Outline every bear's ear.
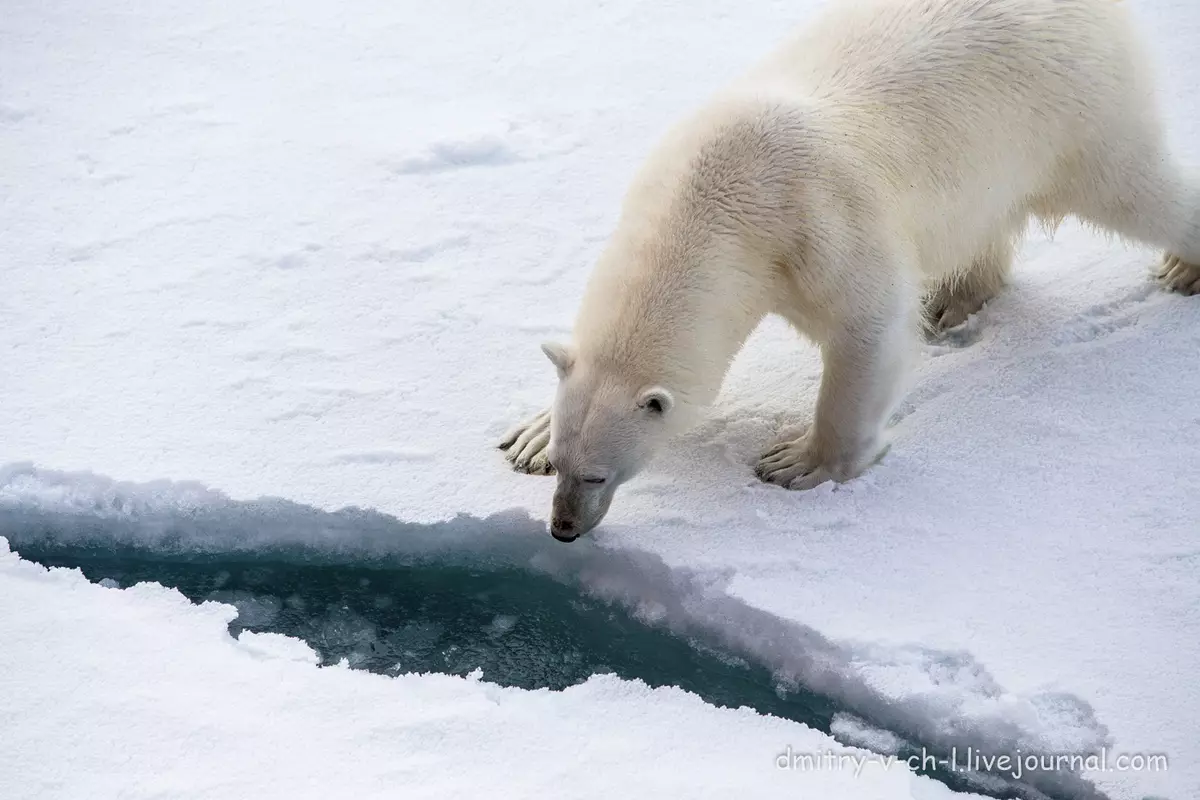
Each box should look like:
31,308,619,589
540,341,575,378
636,386,674,415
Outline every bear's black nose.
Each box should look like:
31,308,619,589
551,517,577,542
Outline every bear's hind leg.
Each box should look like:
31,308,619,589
498,408,556,475
1062,122,1200,294
1072,156,1200,295
922,239,1013,333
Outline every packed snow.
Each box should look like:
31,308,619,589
1,540,983,800
2,0,1197,798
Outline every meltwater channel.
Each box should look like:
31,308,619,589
0,478,1111,800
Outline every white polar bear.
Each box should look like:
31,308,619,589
500,0,1200,541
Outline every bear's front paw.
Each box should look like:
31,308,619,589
1157,253,1200,295
754,431,835,491
754,430,887,491
498,408,556,476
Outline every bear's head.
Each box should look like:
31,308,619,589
539,339,693,541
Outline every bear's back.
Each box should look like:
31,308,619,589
726,0,1148,277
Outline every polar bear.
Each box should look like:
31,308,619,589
499,0,1200,541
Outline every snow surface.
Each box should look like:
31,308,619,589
0,540,979,800
2,0,1198,798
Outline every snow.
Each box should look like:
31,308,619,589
831,714,907,756
0,462,1122,798
2,0,1198,798
1,541,978,800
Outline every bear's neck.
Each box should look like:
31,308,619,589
573,214,774,409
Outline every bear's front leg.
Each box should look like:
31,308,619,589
757,282,916,490
498,407,556,475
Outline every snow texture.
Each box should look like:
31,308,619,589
1,539,982,800
2,0,1198,798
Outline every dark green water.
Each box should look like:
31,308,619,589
12,543,837,722
3,494,1102,800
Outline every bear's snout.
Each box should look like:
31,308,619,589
550,478,616,542
550,515,578,542
551,490,582,542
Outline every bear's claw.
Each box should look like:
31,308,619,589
1157,253,1200,295
498,408,556,476
755,433,835,491
755,429,890,491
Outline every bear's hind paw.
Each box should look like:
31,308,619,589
1157,254,1200,295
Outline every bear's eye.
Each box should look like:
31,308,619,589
583,477,607,485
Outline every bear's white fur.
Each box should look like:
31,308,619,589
500,0,1200,541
